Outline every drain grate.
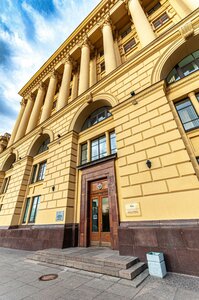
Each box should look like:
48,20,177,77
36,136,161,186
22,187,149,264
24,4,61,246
39,274,58,281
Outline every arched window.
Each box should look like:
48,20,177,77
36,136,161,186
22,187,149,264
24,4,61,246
81,107,112,131
37,137,50,155
166,50,199,84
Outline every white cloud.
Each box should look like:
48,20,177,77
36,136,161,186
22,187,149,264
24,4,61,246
0,0,100,135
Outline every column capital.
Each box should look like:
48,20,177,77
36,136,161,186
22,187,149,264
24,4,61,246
80,36,94,51
62,54,76,67
99,14,115,31
27,93,35,102
50,69,59,80
38,81,46,91
20,98,27,106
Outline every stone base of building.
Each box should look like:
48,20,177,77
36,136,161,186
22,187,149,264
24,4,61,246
0,224,78,251
118,220,199,276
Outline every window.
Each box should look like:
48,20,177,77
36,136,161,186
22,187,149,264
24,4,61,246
52,100,57,109
196,157,199,164
121,26,132,39
175,99,199,131
22,196,40,224
1,177,11,194
91,136,107,161
22,198,30,223
37,161,47,181
81,107,112,131
110,132,117,154
153,12,169,29
30,161,47,184
147,2,161,16
123,38,136,53
29,196,40,223
167,50,199,84
37,138,50,155
196,93,199,101
100,61,105,73
0,204,3,212
81,143,87,165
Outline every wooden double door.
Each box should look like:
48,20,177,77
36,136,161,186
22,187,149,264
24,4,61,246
90,179,111,247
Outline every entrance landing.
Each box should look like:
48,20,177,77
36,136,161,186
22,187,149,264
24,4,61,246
28,247,149,287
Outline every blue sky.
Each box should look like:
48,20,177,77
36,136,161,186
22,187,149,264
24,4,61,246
0,0,100,135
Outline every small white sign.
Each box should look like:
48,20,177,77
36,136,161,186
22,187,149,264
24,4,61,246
56,211,64,221
125,202,141,216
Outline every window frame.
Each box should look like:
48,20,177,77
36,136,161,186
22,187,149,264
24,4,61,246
22,196,40,224
1,176,11,194
175,98,199,132
30,161,47,184
153,12,169,29
91,135,107,162
123,38,136,54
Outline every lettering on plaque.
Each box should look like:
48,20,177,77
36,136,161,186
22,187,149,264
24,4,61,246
125,202,141,216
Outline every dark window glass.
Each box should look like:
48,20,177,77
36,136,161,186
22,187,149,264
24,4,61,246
2,177,10,194
37,138,50,155
110,132,117,154
196,157,199,164
92,199,98,232
175,99,199,131
81,107,112,131
102,197,110,232
147,2,161,16
31,165,37,184
37,161,47,181
91,136,106,161
196,93,199,102
123,38,136,53
81,143,87,165
100,61,105,72
121,26,132,39
0,204,2,212
153,12,169,29
23,198,30,224
29,196,40,223
167,50,199,84
52,101,57,109
99,50,104,57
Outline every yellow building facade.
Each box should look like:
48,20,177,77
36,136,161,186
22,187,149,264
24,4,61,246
0,0,199,275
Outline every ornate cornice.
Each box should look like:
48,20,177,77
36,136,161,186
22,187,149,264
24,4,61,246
19,0,118,98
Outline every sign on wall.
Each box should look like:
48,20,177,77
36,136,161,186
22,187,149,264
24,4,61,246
56,211,64,221
125,202,141,216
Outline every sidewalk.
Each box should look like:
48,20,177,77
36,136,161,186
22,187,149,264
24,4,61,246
0,247,199,300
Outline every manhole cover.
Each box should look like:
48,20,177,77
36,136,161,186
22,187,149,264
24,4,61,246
39,274,58,281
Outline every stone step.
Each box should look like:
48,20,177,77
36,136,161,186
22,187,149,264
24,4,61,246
119,262,147,280
29,251,139,270
28,248,148,282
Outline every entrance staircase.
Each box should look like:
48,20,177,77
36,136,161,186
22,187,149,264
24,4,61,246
28,247,149,287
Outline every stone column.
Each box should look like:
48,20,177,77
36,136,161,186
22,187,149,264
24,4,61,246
56,55,73,111
105,131,111,156
101,16,117,74
126,0,156,47
87,140,91,162
26,83,46,133
189,92,199,115
168,0,191,18
90,54,97,87
71,71,79,101
8,99,26,146
182,0,198,11
14,95,34,142
40,70,58,123
78,38,91,95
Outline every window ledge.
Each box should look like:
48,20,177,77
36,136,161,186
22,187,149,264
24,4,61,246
77,153,117,170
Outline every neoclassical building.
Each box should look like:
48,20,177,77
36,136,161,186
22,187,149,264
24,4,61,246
0,0,199,275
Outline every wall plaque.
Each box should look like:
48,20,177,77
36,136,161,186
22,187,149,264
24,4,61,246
56,211,64,221
125,202,141,216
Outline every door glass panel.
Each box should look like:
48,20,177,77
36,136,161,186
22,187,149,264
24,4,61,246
102,197,110,232
92,199,98,232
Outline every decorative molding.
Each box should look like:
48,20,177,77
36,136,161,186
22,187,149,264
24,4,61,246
19,0,119,98
179,21,194,40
